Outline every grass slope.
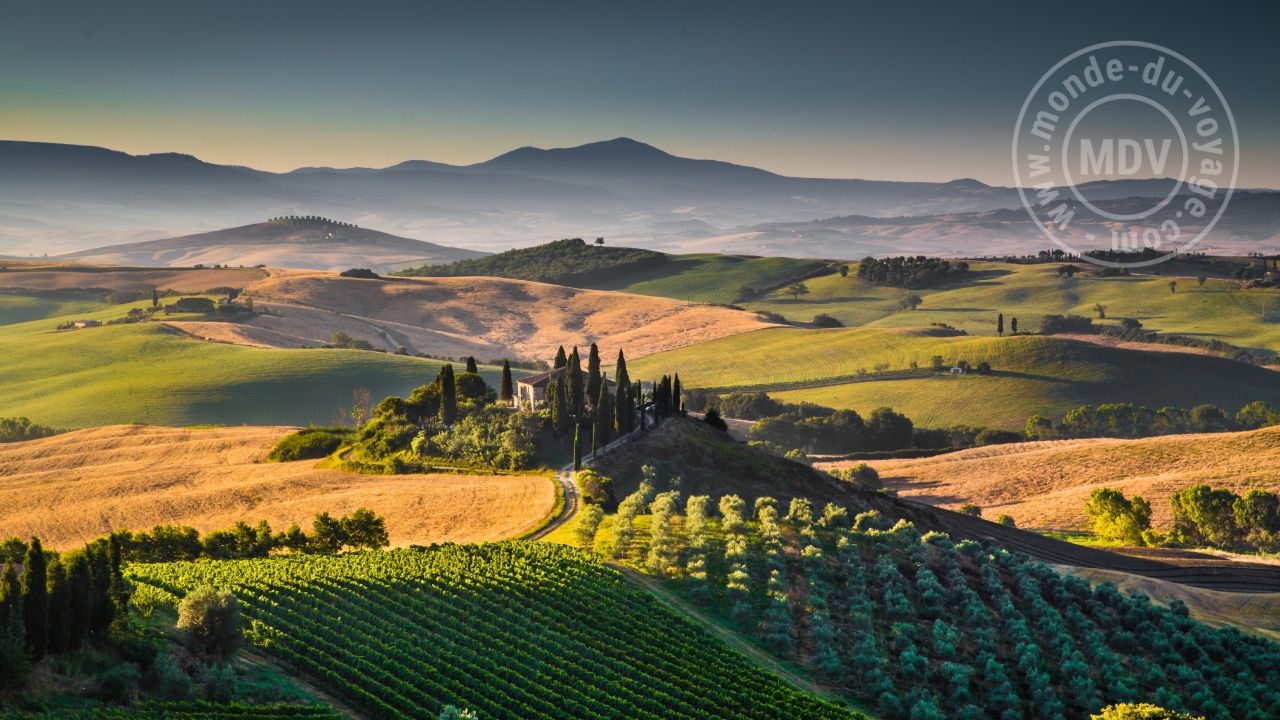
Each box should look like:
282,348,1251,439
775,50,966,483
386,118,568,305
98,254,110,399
744,262,1280,352
127,544,862,720
586,253,830,304
631,328,1280,429
823,424,1280,531
0,425,554,548
0,317,496,428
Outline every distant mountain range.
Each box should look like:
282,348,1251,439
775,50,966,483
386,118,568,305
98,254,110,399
1,137,1277,260
59,218,486,272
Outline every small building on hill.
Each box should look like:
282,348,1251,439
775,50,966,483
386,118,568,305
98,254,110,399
168,297,216,314
514,367,615,410
73,319,101,329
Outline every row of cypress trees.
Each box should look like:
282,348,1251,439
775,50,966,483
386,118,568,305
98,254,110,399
543,344,651,468
0,535,128,685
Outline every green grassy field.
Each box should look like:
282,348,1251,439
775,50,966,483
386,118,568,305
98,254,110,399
0,312,505,428
742,262,1280,352
586,253,829,304
631,328,1280,429
0,293,107,325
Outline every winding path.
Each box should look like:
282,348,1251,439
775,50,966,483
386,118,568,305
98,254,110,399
525,465,578,540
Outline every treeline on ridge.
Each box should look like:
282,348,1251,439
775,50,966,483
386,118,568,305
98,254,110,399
856,256,970,289
396,237,666,285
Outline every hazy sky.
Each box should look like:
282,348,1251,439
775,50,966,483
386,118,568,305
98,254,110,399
2,0,1277,186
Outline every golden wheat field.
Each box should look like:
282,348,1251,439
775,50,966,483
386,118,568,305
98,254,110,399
0,425,555,549
817,425,1280,531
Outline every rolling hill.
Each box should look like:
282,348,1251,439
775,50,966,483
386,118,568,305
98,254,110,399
820,425,1280,532
60,217,486,272
0,307,497,427
0,425,555,548
630,327,1280,429
175,270,778,363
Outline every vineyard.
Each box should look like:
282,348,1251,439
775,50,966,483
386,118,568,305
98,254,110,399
5,703,342,719
587,487,1280,720
126,543,863,720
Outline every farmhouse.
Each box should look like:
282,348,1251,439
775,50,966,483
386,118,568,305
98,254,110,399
167,297,216,313
514,367,615,410
72,319,101,329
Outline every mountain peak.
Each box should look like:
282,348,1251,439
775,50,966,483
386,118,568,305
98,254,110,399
480,137,672,167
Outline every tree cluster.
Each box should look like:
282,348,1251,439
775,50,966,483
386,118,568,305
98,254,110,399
1027,401,1278,440
398,237,666,285
856,256,969,289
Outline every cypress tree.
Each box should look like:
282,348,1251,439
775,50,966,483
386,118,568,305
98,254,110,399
151,288,159,308
548,374,571,436
465,356,479,374
594,373,612,453
638,382,648,431
586,344,602,409
499,360,514,404
0,565,26,681
614,350,631,435
997,313,1004,336
45,557,70,655
65,553,91,649
673,374,682,415
572,421,582,471
553,346,567,369
567,347,585,419
21,538,48,660
1011,317,1018,334
87,543,113,639
438,364,457,425
107,534,129,624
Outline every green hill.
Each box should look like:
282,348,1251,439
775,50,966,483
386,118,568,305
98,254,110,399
630,328,1280,429
743,261,1280,353
127,543,862,720
398,237,667,286
0,307,502,428
584,253,831,304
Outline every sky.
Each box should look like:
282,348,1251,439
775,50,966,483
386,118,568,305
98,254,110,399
2,0,1278,186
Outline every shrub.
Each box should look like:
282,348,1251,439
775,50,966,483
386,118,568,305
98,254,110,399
1085,488,1152,545
267,427,353,462
199,662,238,703
957,504,982,517
974,428,1022,446
1039,314,1094,334
146,652,193,700
996,514,1016,527
575,470,616,509
96,662,141,703
702,408,729,432
811,313,843,328
177,587,242,659
1092,704,1204,720
838,463,882,491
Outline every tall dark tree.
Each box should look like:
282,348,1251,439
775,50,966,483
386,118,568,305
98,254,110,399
66,552,92,650
572,420,582,471
673,374,683,414
465,356,479,374
553,346,567,369
1011,317,1018,334
499,360,514,404
0,566,25,682
548,373,571,436
438,364,457,425
151,288,159,308
567,347,585,419
21,538,48,660
638,382,648,431
614,350,631,435
107,534,129,624
45,558,70,655
997,313,1004,336
87,543,113,639
586,344,602,410
594,373,612,454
